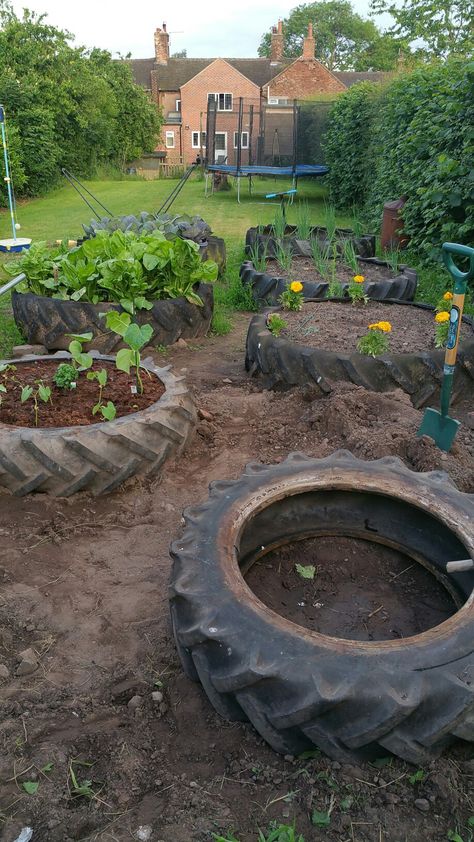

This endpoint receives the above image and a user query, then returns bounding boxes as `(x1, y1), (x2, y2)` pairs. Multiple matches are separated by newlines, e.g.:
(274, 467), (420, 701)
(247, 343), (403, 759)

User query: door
(215, 132), (227, 163)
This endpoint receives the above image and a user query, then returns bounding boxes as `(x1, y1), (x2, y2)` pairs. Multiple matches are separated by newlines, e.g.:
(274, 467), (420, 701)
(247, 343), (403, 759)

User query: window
(207, 92), (233, 111)
(268, 96), (289, 106)
(165, 131), (175, 149)
(192, 131), (206, 148)
(233, 131), (249, 149)
(175, 99), (181, 112)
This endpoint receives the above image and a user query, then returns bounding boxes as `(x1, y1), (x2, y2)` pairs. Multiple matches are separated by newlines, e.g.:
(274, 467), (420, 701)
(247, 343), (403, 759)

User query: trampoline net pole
(248, 104), (254, 167)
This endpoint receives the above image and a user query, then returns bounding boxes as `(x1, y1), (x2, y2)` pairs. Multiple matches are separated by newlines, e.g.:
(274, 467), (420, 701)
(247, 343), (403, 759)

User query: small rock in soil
(414, 798), (430, 812)
(136, 827), (152, 841)
(15, 648), (39, 676)
(222, 378), (232, 383)
(151, 690), (164, 703)
(198, 407), (214, 422)
(0, 664), (9, 680)
(127, 694), (143, 710)
(175, 338), (188, 349)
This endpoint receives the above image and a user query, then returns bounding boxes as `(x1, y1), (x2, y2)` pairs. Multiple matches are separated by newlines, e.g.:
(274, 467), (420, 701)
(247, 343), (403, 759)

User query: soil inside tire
(281, 300), (470, 354)
(266, 256), (394, 284)
(0, 360), (165, 428)
(245, 536), (457, 641)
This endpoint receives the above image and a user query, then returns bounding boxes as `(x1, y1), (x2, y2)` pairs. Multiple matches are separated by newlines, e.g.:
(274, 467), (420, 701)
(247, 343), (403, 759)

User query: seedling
(295, 563), (316, 580)
(342, 239), (359, 275)
(272, 207), (286, 242)
(408, 768), (426, 785)
(53, 362), (77, 390)
(311, 809), (331, 827)
(102, 312), (153, 395)
(258, 823), (305, 842)
(22, 780), (39, 795)
(267, 313), (287, 337)
(296, 200), (311, 240)
(310, 238), (330, 280)
(383, 248), (400, 274)
(248, 241), (268, 273)
(323, 202), (337, 243)
(86, 368), (116, 420)
(274, 241), (293, 272)
(66, 332), (93, 371)
(21, 380), (52, 426)
(68, 759), (101, 801)
(327, 280), (344, 298)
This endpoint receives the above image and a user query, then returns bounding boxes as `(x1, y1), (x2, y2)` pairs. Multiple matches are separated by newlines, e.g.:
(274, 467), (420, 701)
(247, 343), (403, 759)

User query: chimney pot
(270, 20), (284, 62)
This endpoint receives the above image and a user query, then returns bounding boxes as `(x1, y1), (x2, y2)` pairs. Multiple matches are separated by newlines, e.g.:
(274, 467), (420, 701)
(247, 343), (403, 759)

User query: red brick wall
(268, 58), (346, 98)
(180, 59), (261, 165)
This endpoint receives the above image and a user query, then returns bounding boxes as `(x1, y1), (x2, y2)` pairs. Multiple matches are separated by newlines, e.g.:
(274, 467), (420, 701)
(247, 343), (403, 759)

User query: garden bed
(245, 225), (376, 258)
(240, 256), (418, 305)
(245, 303), (474, 405)
(12, 283), (214, 353)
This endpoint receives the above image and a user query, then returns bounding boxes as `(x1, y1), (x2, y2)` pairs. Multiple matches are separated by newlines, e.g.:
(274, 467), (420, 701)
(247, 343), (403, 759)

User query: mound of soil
(0, 316), (473, 841)
(0, 360), (164, 427)
(266, 256), (395, 284)
(281, 301), (467, 354)
(246, 535), (457, 641)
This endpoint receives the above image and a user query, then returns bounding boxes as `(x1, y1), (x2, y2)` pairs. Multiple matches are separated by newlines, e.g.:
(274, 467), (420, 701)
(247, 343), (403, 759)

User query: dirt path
(1, 314), (473, 842)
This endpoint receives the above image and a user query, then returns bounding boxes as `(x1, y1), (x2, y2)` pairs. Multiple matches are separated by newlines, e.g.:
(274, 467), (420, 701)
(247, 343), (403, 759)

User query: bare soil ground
(1, 314), (473, 842)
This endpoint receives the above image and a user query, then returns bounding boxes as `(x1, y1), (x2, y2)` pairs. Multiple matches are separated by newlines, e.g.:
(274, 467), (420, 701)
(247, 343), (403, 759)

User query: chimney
(154, 23), (169, 65)
(302, 22), (315, 60)
(270, 20), (284, 63)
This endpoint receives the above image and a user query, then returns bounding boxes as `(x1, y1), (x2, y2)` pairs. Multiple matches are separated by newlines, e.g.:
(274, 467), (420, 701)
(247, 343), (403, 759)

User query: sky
(9, 0), (387, 58)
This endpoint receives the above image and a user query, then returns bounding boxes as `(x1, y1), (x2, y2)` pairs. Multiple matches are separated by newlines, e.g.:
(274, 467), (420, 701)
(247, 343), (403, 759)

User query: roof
(334, 71), (387, 87)
(130, 57), (292, 91)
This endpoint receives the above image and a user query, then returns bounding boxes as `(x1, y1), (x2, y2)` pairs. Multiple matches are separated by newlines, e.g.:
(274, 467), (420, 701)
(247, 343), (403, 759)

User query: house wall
(180, 59), (261, 165)
(268, 58), (346, 99)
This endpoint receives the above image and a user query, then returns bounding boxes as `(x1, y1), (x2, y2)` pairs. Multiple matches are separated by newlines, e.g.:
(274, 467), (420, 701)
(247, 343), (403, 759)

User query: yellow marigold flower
(368, 321), (392, 333)
(443, 291), (453, 300)
(435, 311), (450, 323)
(353, 275), (365, 284)
(290, 281), (303, 293)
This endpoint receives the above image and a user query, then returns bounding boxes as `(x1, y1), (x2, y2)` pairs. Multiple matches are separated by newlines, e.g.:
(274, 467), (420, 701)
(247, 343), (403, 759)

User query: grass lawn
(0, 173), (463, 357)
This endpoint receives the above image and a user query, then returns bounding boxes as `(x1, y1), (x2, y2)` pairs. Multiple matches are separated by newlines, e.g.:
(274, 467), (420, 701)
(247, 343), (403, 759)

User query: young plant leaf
(100, 401), (116, 421)
(312, 809), (331, 827)
(123, 322), (153, 351)
(103, 310), (131, 337)
(41, 762), (54, 773)
(21, 385), (33, 403)
(97, 368), (107, 387)
(408, 769), (425, 785)
(295, 563), (316, 580)
(134, 296), (153, 310)
(37, 384), (51, 403)
(22, 780), (39, 794)
(0, 384), (6, 393)
(66, 332), (93, 342)
(115, 348), (132, 374)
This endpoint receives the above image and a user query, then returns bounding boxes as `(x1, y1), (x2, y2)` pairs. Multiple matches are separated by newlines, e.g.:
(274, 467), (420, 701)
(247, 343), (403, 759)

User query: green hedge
(324, 60), (474, 260)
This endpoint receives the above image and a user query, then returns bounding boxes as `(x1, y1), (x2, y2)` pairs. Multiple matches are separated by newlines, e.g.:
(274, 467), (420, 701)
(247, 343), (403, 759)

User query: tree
(171, 49), (187, 58)
(370, 0), (474, 57)
(258, 0), (403, 70)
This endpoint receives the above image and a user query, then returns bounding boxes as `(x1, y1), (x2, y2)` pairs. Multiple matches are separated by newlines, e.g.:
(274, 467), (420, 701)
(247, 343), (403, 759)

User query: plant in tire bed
(103, 311), (153, 394)
(348, 274), (368, 305)
(279, 281), (304, 311)
(357, 321), (392, 356)
(267, 313), (287, 337)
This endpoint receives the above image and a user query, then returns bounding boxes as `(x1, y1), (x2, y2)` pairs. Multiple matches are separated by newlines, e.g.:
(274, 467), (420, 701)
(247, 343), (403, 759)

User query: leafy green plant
(83, 212), (212, 243)
(0, 383), (6, 404)
(383, 248), (400, 274)
(53, 362), (78, 390)
(272, 207), (286, 242)
(342, 239), (359, 275)
(311, 809), (331, 827)
(20, 381), (52, 426)
(296, 563), (316, 579)
(22, 780), (39, 795)
(258, 823), (305, 842)
(267, 313), (287, 337)
(310, 238), (330, 279)
(434, 311), (450, 348)
(323, 203), (337, 243)
(296, 200), (312, 240)
(68, 760), (101, 800)
(279, 281), (304, 311)
(86, 368), (116, 421)
(67, 333), (93, 371)
(274, 241), (293, 272)
(103, 312), (153, 394)
(408, 769), (426, 785)
(327, 280), (344, 298)
(357, 322), (391, 356)
(348, 275), (369, 305)
(248, 241), (268, 273)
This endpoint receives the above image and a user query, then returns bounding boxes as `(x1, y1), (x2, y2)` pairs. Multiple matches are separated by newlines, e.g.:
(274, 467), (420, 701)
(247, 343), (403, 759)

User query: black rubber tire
(245, 305), (474, 407)
(170, 451), (474, 763)
(245, 226), (376, 259)
(0, 353), (196, 497)
(240, 259), (418, 305)
(200, 235), (226, 277)
(12, 284), (214, 353)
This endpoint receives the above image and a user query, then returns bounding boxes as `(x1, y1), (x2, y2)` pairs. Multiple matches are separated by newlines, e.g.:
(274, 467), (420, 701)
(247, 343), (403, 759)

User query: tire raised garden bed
(170, 450), (474, 763)
(240, 257), (418, 306)
(245, 225), (376, 259)
(0, 352), (196, 497)
(12, 283), (214, 353)
(245, 300), (474, 407)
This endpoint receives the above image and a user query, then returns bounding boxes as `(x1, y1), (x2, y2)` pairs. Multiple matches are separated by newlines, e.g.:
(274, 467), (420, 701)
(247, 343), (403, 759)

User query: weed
(267, 313), (287, 337)
(211, 306), (233, 336)
(155, 344), (168, 353)
(258, 823), (305, 842)
(351, 210), (366, 237)
(22, 780), (39, 795)
(248, 241), (268, 273)
(408, 769), (426, 785)
(295, 563), (316, 579)
(274, 241), (293, 273)
(296, 200), (312, 240)
(68, 759), (101, 800)
(383, 248), (400, 274)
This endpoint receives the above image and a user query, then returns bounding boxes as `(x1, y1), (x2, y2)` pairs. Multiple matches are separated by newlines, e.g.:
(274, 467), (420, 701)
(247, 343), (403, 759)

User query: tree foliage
(258, 0), (403, 70)
(0, 6), (162, 197)
(370, 0), (474, 58)
(323, 60), (474, 260)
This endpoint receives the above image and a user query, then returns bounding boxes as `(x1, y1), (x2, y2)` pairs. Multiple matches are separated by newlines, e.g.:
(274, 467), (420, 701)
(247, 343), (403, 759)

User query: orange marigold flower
(435, 311), (450, 323)
(353, 275), (365, 284)
(290, 281), (303, 293)
(443, 291), (453, 300)
(368, 321), (392, 333)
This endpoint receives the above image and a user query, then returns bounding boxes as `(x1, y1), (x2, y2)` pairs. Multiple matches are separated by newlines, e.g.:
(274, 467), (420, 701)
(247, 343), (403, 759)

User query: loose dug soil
(281, 300), (468, 354)
(245, 536), (457, 641)
(0, 360), (164, 427)
(0, 315), (473, 842)
(266, 256), (395, 284)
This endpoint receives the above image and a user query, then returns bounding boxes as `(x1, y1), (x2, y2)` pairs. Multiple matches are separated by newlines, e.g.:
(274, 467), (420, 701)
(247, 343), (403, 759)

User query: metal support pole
(0, 273), (26, 297)
(0, 106), (17, 241)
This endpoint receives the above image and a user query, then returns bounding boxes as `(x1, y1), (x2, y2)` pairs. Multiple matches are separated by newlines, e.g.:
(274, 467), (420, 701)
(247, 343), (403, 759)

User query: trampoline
(205, 97), (330, 202)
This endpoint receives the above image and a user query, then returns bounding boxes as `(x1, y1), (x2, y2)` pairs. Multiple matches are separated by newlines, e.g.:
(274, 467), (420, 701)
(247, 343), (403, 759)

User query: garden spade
(417, 242), (474, 451)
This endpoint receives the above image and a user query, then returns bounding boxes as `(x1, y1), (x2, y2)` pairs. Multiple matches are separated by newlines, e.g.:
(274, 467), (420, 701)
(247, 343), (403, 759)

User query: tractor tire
(170, 451), (474, 763)
(0, 353), (196, 497)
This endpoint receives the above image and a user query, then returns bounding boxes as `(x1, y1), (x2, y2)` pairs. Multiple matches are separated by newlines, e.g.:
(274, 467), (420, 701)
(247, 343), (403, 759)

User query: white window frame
(233, 131), (249, 149)
(175, 98), (181, 112)
(192, 131), (206, 149)
(208, 92), (233, 111)
(165, 130), (175, 149)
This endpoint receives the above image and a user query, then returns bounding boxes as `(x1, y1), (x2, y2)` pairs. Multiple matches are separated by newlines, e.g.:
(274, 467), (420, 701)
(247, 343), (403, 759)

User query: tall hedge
(323, 60), (474, 259)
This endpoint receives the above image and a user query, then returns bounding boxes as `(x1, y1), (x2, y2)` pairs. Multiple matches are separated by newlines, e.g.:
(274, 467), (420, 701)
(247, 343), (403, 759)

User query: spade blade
(417, 407), (460, 452)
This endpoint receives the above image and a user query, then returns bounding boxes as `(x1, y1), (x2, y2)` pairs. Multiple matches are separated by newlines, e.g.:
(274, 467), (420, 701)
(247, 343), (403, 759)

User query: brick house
(130, 22), (385, 165)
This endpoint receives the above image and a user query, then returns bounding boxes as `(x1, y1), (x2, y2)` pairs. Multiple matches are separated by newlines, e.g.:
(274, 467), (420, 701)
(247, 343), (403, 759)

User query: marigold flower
(435, 311), (450, 323)
(443, 291), (453, 300)
(290, 281), (303, 293)
(353, 275), (365, 284)
(368, 321), (392, 332)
